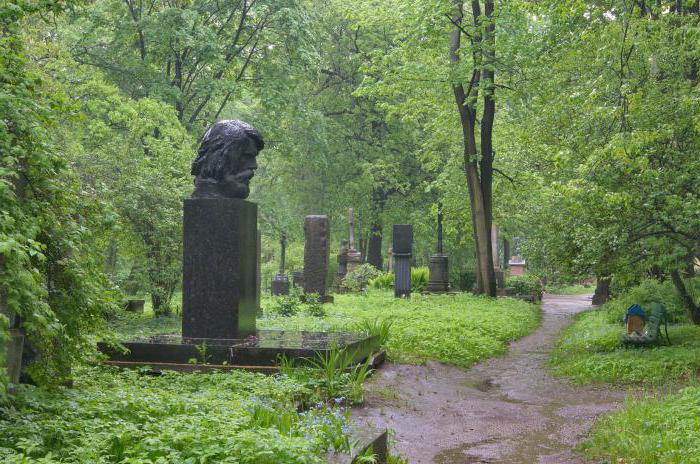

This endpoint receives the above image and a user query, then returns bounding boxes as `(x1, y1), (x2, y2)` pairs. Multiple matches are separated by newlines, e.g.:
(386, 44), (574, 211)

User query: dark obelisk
(427, 204), (449, 292)
(182, 120), (264, 340)
(303, 215), (331, 302)
(392, 224), (413, 297)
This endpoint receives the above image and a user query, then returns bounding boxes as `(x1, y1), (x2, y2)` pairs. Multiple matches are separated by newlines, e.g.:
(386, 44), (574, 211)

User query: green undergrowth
(544, 283), (595, 295)
(109, 291), (540, 368)
(550, 308), (700, 386)
(582, 385), (700, 464)
(0, 366), (361, 463)
(259, 291), (540, 367)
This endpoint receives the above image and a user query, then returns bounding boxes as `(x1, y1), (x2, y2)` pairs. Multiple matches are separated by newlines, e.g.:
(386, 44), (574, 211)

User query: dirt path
(352, 294), (626, 463)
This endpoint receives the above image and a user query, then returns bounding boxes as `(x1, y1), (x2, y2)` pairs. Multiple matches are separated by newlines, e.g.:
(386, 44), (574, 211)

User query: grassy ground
(112, 290), (541, 368)
(582, 385), (700, 464)
(544, 283), (595, 295)
(550, 279), (700, 463)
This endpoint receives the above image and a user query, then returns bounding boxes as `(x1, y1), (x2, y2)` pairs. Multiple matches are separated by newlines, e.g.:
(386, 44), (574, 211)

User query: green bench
(620, 302), (671, 346)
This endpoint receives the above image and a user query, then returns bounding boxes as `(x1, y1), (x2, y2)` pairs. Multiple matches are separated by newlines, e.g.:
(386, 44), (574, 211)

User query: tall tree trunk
(671, 270), (700, 325)
(592, 276), (611, 305)
(449, 0), (496, 296)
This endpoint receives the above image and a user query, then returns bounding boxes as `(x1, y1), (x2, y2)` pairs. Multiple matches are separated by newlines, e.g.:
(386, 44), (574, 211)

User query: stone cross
(346, 208), (362, 273)
(427, 204), (449, 293)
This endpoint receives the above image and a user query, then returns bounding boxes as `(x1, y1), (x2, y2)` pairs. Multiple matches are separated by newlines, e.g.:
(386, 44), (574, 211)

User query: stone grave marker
(393, 224), (413, 297)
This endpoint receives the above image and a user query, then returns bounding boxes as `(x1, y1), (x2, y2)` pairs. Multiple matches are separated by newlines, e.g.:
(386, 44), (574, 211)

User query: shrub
(506, 274), (542, 297)
(410, 267), (429, 293)
(342, 264), (382, 292)
(369, 272), (394, 290)
(602, 278), (696, 324)
(304, 293), (326, 318)
(271, 292), (302, 317)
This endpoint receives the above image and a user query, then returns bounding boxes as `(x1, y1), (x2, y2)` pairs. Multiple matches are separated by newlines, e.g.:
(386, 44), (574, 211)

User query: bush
(303, 293), (326, 318)
(410, 267), (429, 293)
(369, 272), (394, 290)
(367, 267), (429, 293)
(342, 264), (382, 292)
(506, 274), (542, 297)
(271, 292), (302, 317)
(602, 278), (696, 324)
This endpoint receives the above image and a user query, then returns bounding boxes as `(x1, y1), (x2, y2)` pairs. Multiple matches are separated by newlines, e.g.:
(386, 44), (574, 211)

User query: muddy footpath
(353, 294), (627, 463)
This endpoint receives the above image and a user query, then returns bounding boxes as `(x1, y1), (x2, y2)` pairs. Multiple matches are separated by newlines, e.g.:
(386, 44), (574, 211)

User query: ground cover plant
(582, 385), (700, 464)
(550, 279), (700, 386)
(260, 291), (539, 367)
(544, 283), (595, 295)
(550, 279), (700, 463)
(0, 366), (358, 463)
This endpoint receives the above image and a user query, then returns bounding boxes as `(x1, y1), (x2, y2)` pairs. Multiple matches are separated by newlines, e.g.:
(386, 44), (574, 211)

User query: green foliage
(506, 274), (542, 297)
(354, 319), (393, 347)
(544, 283), (595, 295)
(369, 272), (394, 290)
(0, 0), (117, 390)
(551, 280), (700, 386)
(271, 293), (302, 317)
(410, 267), (429, 293)
(583, 386), (700, 463)
(0, 366), (353, 462)
(304, 293), (327, 318)
(343, 264), (383, 292)
(602, 278), (697, 324)
(261, 292), (540, 367)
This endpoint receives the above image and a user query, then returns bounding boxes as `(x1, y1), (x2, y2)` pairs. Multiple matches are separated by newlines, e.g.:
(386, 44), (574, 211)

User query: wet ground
(353, 294), (626, 463)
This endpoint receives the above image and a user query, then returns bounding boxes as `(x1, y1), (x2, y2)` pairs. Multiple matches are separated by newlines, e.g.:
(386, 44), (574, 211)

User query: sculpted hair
(191, 120), (264, 180)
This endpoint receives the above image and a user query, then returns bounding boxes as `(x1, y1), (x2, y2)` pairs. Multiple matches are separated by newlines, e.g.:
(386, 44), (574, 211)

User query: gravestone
(271, 235), (290, 296)
(124, 299), (145, 312)
(335, 239), (349, 291)
(346, 208), (362, 273)
(427, 206), (449, 292)
(393, 225), (413, 297)
(303, 215), (332, 302)
(292, 271), (304, 288)
(182, 120), (264, 340)
(99, 120), (382, 373)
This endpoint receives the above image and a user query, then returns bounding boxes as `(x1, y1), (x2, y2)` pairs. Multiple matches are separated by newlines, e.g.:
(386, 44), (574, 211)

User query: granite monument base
(182, 198), (257, 340)
(98, 330), (382, 373)
(426, 254), (449, 292)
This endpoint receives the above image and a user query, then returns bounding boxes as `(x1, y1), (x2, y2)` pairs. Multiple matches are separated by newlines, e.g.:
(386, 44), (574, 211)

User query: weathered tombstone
(335, 239), (349, 291)
(386, 247), (393, 272)
(346, 208), (362, 273)
(292, 271), (304, 288)
(182, 120), (263, 340)
(392, 225), (413, 297)
(366, 223), (383, 270)
(271, 235), (290, 296)
(427, 205), (449, 292)
(124, 299), (145, 312)
(303, 215), (332, 302)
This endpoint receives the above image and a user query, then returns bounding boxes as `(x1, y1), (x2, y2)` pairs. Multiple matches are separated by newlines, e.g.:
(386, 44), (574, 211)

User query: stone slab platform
(99, 330), (381, 372)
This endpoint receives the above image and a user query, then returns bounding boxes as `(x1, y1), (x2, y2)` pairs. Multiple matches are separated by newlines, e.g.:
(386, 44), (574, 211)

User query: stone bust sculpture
(191, 120), (265, 199)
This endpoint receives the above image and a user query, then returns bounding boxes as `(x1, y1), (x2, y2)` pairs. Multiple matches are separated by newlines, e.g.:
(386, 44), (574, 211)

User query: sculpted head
(191, 120), (265, 199)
